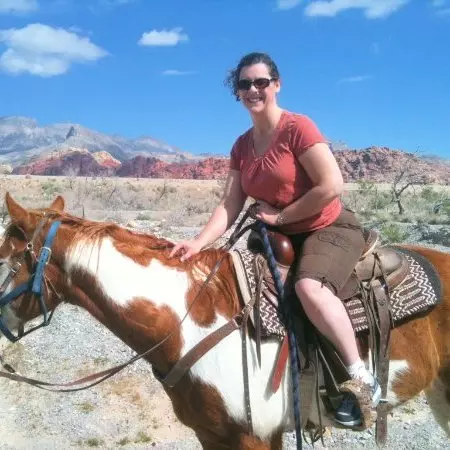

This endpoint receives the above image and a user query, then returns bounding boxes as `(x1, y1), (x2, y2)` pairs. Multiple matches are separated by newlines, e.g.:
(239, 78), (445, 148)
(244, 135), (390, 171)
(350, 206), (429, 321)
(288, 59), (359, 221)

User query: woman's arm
(170, 169), (247, 260)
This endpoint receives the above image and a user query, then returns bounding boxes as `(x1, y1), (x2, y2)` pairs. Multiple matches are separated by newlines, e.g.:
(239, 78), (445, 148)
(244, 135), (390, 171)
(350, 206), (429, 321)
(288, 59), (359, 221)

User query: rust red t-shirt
(229, 110), (342, 234)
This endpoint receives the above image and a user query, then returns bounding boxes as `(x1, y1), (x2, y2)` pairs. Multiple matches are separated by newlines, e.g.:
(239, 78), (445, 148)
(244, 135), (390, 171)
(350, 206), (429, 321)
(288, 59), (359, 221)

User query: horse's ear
(49, 195), (65, 212)
(5, 192), (30, 226)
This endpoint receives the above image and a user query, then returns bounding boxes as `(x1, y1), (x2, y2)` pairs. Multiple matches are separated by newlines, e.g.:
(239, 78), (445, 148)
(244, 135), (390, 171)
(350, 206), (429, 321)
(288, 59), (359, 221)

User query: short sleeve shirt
(229, 110), (342, 233)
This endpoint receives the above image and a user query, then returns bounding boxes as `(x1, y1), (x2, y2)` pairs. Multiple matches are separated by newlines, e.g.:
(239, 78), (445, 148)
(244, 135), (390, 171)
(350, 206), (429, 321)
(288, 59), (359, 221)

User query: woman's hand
(252, 200), (281, 226)
(169, 239), (204, 262)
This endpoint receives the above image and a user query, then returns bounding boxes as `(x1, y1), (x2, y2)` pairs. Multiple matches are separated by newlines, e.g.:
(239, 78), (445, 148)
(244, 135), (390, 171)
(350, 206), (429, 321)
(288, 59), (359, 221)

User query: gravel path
(0, 224), (449, 449)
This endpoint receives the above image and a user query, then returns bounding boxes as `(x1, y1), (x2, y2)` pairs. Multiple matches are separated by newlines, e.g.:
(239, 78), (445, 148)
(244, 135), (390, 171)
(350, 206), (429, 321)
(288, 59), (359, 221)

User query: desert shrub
(155, 183), (177, 200)
(356, 180), (376, 195)
(367, 191), (391, 211)
(41, 181), (60, 197)
(165, 209), (188, 226)
(420, 186), (441, 202)
(342, 190), (362, 212)
(126, 181), (144, 193)
(379, 223), (410, 244)
(136, 212), (153, 220)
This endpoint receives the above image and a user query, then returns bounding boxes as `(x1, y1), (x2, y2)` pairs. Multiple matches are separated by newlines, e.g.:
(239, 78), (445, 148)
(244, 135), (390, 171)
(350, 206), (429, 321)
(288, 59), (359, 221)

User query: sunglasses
(237, 77), (276, 91)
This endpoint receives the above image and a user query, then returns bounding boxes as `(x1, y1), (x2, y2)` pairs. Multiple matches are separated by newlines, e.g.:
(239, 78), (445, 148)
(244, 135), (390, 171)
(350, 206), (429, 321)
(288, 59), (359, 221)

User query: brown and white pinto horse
(0, 193), (449, 449)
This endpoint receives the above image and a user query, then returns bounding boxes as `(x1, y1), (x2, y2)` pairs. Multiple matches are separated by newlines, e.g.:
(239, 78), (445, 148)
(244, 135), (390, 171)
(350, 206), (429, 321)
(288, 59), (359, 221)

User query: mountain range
(0, 116), (202, 166)
(0, 116), (448, 184)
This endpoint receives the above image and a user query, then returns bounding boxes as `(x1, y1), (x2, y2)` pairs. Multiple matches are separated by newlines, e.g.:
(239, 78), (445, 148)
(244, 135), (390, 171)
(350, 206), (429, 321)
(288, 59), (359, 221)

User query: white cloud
(338, 75), (372, 83)
(0, 0), (38, 14)
(431, 0), (450, 15)
(305, 0), (410, 19)
(162, 69), (197, 76)
(0, 23), (108, 77)
(276, 0), (302, 10)
(138, 27), (188, 47)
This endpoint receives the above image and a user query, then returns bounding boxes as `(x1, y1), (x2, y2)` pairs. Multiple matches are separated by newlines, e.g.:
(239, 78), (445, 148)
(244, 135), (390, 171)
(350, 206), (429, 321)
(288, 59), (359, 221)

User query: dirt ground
(0, 175), (449, 449)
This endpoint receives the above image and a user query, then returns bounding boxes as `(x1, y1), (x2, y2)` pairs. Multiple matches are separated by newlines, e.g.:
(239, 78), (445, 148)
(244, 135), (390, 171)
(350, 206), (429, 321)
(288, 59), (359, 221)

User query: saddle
(242, 227), (410, 442)
(247, 228), (409, 304)
(156, 221), (440, 446)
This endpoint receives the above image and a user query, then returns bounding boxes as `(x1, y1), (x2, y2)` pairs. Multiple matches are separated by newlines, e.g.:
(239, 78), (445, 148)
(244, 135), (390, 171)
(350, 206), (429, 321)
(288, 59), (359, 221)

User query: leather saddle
(247, 227), (410, 309)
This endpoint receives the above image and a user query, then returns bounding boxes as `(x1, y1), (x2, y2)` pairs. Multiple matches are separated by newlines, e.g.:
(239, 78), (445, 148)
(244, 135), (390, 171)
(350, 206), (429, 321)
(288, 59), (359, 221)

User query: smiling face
(237, 62), (280, 115)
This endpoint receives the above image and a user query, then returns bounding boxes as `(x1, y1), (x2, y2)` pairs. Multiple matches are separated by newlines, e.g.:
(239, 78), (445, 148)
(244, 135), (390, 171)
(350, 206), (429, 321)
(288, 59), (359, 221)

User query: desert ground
(0, 175), (449, 449)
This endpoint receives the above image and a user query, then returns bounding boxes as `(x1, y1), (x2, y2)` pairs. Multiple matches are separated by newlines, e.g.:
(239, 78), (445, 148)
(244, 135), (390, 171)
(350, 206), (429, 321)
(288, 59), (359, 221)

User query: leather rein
(0, 207), (256, 393)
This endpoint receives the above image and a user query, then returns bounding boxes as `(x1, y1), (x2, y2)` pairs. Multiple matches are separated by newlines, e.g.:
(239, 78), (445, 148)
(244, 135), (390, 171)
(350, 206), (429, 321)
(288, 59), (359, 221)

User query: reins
(0, 205), (257, 392)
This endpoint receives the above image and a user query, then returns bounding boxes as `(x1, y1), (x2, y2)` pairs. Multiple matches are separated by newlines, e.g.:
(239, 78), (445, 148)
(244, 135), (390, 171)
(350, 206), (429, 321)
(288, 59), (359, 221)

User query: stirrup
(334, 379), (380, 429)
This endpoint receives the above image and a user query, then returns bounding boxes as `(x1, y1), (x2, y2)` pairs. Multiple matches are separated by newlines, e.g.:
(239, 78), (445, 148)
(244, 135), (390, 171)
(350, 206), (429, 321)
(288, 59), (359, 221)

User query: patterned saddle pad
(230, 245), (442, 340)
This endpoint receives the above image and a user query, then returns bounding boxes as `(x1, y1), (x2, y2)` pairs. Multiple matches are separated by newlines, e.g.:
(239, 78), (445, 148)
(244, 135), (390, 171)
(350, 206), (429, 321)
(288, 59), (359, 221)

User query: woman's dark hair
(224, 52), (280, 101)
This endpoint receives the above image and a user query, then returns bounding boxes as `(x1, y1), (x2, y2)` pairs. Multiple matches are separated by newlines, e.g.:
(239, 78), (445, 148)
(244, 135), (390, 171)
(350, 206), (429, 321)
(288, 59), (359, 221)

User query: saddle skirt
(230, 239), (442, 340)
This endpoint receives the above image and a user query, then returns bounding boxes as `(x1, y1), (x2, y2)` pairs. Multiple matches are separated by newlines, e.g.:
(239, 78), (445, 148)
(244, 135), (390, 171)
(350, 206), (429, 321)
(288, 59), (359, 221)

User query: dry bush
(343, 182), (450, 226)
(0, 176), (223, 227)
(2, 177), (447, 239)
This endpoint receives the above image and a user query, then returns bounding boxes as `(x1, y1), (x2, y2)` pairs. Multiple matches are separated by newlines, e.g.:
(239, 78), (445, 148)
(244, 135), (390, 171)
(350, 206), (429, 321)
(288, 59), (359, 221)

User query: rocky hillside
(334, 147), (449, 184)
(9, 146), (449, 184)
(11, 150), (229, 179)
(116, 156), (229, 179)
(0, 116), (201, 165)
(12, 148), (121, 176)
(2, 116), (448, 183)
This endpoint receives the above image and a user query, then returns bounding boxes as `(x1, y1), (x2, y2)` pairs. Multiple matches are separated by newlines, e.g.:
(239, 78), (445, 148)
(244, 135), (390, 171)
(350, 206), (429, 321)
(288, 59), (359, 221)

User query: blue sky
(0, 0), (449, 159)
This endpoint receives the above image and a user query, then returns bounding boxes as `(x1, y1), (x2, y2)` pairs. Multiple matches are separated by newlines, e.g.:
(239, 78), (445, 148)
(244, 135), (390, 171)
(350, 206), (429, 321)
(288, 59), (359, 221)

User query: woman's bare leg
(295, 277), (360, 364)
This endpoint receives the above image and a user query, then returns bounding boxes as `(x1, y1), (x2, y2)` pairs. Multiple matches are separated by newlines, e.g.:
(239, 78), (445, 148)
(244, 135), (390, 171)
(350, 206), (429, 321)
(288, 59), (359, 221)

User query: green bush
(380, 223), (410, 244)
(420, 186), (441, 202)
(41, 181), (59, 197)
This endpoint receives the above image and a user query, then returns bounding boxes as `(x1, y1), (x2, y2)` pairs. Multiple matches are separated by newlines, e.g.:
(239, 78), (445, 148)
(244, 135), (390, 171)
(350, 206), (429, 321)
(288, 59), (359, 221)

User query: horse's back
(416, 244), (450, 436)
(388, 245), (450, 410)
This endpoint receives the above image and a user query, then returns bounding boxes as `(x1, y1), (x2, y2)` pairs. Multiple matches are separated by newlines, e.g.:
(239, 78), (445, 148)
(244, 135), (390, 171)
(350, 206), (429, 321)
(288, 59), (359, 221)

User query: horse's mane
(24, 208), (175, 249)
(46, 209), (239, 314)
(14, 207), (231, 274)
(4, 206), (240, 317)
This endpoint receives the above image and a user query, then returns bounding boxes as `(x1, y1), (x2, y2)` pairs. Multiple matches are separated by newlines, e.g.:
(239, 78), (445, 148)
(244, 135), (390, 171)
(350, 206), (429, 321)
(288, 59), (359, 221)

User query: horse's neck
(62, 233), (239, 371)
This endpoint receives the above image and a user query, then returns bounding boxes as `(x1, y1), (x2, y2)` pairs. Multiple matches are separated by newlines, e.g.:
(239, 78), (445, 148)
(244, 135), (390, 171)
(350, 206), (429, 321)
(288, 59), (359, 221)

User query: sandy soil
(0, 176), (449, 449)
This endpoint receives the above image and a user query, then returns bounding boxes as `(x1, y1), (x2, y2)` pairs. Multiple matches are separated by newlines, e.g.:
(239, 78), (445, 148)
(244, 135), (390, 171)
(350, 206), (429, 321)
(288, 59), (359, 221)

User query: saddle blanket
(231, 245), (442, 339)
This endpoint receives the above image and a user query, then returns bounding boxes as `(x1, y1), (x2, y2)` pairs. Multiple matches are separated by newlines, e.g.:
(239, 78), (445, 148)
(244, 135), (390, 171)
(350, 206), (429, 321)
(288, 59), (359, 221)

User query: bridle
(0, 216), (62, 342)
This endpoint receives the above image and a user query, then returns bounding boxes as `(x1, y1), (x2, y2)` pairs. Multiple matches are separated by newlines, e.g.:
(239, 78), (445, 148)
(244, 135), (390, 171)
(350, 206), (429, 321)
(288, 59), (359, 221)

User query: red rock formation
(11, 146), (449, 184)
(12, 148), (117, 176)
(333, 147), (449, 184)
(116, 156), (229, 179)
(92, 151), (121, 169)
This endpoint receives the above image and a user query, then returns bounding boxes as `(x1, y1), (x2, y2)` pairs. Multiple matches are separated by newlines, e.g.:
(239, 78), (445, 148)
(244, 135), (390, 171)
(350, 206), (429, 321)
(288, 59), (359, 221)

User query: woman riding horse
(170, 51), (379, 426)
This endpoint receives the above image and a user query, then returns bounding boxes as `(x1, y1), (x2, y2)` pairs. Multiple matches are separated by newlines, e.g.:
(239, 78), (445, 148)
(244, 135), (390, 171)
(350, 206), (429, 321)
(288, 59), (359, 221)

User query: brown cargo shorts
(289, 207), (365, 295)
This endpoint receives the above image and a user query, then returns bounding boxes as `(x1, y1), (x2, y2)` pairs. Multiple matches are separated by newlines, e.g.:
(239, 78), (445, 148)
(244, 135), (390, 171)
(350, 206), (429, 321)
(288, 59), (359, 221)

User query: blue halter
(0, 220), (61, 342)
